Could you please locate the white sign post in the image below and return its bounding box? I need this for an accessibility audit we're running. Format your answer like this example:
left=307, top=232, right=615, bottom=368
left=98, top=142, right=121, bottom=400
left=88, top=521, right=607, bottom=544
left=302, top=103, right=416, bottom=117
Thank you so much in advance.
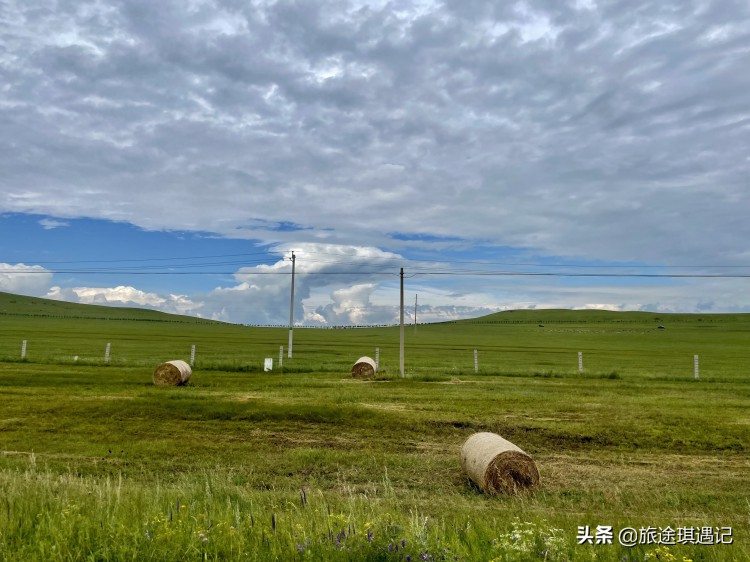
left=474, top=349, right=478, bottom=373
left=104, top=343, right=111, bottom=363
left=694, top=354, right=699, bottom=380
left=264, top=358, right=273, bottom=372
left=21, top=340, right=27, bottom=360
left=578, top=352, right=583, bottom=372
left=190, top=345, right=196, bottom=367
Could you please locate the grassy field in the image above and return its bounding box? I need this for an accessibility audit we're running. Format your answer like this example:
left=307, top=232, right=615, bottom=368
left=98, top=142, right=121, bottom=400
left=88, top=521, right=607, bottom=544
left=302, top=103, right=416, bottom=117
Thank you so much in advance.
left=0, top=292, right=749, bottom=561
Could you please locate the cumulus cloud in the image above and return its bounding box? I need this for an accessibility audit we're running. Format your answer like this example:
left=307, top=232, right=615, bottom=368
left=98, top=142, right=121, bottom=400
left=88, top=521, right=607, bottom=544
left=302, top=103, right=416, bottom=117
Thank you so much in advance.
left=195, top=243, right=406, bottom=324
left=45, top=286, right=203, bottom=315
left=312, top=283, right=396, bottom=325
left=0, top=263, right=53, bottom=296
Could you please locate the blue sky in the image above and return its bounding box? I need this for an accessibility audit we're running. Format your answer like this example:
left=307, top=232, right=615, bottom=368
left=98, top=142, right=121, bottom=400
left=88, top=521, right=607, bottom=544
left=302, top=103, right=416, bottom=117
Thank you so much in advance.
left=2, top=0, right=750, bottom=324
left=1, top=213, right=260, bottom=294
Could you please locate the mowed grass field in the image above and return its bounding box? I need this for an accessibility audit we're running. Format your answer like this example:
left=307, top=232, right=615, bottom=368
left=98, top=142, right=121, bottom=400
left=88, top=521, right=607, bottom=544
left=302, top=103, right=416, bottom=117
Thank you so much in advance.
left=0, top=292, right=749, bottom=561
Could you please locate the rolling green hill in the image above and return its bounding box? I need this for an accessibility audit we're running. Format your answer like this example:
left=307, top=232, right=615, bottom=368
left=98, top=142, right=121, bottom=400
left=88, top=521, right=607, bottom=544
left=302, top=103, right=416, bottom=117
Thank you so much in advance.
left=457, top=307, right=750, bottom=325
left=0, top=290, right=222, bottom=324
left=4, top=289, right=750, bottom=326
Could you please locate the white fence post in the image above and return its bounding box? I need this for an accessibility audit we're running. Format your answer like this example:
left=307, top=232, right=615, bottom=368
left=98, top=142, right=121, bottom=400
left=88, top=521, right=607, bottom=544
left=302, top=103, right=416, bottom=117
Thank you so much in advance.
left=190, top=345, right=196, bottom=367
left=694, top=354, right=699, bottom=380
left=264, top=358, right=273, bottom=372
left=578, top=351, right=583, bottom=372
left=474, top=349, right=478, bottom=373
left=279, top=346, right=284, bottom=368
left=104, top=343, right=111, bottom=363
left=21, top=340, right=27, bottom=360
left=375, top=348, right=380, bottom=370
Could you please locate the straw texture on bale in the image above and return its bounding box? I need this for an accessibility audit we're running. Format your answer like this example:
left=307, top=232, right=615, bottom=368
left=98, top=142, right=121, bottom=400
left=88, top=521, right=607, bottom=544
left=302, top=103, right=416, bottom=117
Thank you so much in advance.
left=153, top=360, right=192, bottom=386
left=351, top=356, right=377, bottom=379
left=460, top=432, right=539, bottom=495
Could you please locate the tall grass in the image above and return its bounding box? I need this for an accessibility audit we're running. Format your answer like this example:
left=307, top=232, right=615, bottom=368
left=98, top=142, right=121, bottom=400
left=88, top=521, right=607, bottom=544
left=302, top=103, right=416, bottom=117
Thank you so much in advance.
left=0, top=458, right=570, bottom=561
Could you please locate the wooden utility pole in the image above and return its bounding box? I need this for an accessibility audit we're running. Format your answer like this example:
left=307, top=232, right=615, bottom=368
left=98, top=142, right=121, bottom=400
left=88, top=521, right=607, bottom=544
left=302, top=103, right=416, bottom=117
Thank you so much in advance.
left=414, top=293, right=418, bottom=333
left=400, top=268, right=404, bottom=377
left=288, top=251, right=295, bottom=358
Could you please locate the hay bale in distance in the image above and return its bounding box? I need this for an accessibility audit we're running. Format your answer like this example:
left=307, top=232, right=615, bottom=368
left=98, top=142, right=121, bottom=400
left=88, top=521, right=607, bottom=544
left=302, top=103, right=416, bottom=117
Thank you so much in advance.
left=351, top=356, right=377, bottom=379
left=153, top=360, right=192, bottom=386
left=460, top=432, right=539, bottom=495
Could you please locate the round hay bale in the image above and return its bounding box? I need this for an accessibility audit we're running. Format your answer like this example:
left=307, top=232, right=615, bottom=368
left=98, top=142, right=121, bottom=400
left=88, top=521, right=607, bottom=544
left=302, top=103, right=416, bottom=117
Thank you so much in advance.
left=351, top=356, right=377, bottom=379
left=153, top=360, right=192, bottom=386
left=460, top=432, right=539, bottom=495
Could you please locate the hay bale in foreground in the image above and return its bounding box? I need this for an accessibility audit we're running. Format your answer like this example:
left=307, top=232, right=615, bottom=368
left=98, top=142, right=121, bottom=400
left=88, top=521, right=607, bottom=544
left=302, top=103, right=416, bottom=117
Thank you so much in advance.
left=153, top=360, right=192, bottom=386
left=460, top=432, right=539, bottom=495
left=351, top=356, right=377, bottom=379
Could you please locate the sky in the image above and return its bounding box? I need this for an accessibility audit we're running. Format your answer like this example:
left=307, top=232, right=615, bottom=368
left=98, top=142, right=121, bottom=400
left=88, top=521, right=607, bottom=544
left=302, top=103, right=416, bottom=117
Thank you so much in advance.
left=2, top=0, right=750, bottom=325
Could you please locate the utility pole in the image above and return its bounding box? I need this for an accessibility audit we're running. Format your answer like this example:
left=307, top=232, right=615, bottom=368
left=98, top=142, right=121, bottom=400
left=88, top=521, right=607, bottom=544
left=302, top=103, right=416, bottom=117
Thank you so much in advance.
left=414, top=293, right=418, bottom=333
left=400, top=267, right=404, bottom=377
left=288, top=251, right=295, bottom=358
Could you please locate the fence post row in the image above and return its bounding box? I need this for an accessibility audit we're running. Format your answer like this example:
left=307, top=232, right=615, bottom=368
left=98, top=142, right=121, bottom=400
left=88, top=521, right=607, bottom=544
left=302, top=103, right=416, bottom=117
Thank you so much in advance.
left=9, top=338, right=709, bottom=380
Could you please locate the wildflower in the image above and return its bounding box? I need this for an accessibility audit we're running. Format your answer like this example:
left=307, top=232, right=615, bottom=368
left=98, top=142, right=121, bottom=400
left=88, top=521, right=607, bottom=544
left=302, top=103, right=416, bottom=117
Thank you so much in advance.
left=367, top=530, right=374, bottom=542
left=145, top=530, right=151, bottom=540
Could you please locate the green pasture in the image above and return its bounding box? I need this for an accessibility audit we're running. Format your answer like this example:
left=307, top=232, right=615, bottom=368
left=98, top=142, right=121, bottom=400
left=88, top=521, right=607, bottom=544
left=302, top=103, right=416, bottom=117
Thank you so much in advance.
left=0, top=292, right=749, bottom=560
left=2, top=296, right=749, bottom=381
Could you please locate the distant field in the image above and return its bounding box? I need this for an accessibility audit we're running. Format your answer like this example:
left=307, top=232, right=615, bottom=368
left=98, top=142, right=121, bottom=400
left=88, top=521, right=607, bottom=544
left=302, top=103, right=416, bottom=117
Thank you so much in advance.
left=0, top=292, right=749, bottom=561
left=2, top=292, right=749, bottom=381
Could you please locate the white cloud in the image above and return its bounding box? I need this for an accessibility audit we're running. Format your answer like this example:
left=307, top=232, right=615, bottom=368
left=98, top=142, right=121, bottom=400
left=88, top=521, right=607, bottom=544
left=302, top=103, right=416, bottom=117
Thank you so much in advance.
left=45, top=285, right=203, bottom=315
left=192, top=243, right=406, bottom=325
left=0, top=263, right=53, bottom=296
left=38, top=218, right=70, bottom=229
left=47, top=286, right=166, bottom=306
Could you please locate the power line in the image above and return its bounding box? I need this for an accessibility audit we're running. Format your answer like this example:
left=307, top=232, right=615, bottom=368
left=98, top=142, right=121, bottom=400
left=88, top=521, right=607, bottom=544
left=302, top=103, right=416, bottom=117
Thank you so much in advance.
left=8, top=247, right=750, bottom=272
left=13, top=251, right=274, bottom=265
left=4, top=268, right=750, bottom=278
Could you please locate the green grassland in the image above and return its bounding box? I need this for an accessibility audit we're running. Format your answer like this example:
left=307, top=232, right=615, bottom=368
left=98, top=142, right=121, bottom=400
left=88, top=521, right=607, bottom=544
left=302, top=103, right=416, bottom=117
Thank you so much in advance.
left=0, top=292, right=749, bottom=561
